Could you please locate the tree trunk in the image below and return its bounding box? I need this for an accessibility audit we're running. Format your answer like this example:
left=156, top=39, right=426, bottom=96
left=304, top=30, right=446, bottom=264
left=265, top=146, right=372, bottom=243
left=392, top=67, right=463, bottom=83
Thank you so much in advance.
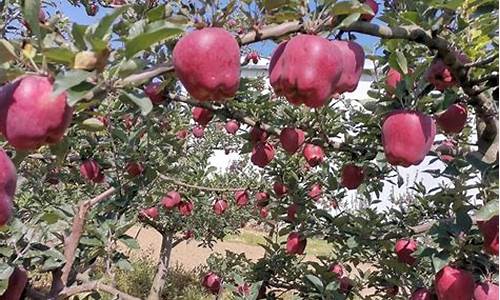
left=147, top=233, right=173, bottom=300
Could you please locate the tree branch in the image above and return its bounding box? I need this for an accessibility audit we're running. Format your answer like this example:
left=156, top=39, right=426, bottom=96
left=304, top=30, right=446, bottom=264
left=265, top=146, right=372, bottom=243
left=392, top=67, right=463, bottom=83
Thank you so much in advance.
left=58, top=281, right=140, bottom=300
left=147, top=233, right=173, bottom=300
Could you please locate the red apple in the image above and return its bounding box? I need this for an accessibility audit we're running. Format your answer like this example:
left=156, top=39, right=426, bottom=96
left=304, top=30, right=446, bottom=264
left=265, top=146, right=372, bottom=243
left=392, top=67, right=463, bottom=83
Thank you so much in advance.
left=191, top=107, right=214, bottom=126
left=273, top=182, right=288, bottom=197
left=477, top=215, right=499, bottom=256
left=280, top=127, right=305, bottom=154
left=286, top=232, right=306, bottom=255
left=140, top=207, right=159, bottom=219
left=176, top=128, right=188, bottom=139
left=287, top=203, right=299, bottom=222
left=0, top=149, right=16, bottom=226
left=269, top=35, right=343, bottom=108
left=259, top=207, right=269, bottom=218
left=234, top=190, right=249, bottom=207
left=173, top=28, right=240, bottom=101
left=161, top=191, right=181, bottom=209
left=245, top=52, right=260, bottom=64
left=308, top=184, right=322, bottom=201
left=329, top=263, right=344, bottom=277
left=0, top=268, right=27, bottom=300
left=339, top=277, right=353, bottom=294
left=341, top=164, right=364, bottom=190
left=386, top=285, right=399, bottom=297
left=251, top=142, right=275, bottom=167
left=192, top=125, right=205, bottom=138
left=386, top=68, right=403, bottom=95
left=213, top=199, right=229, bottom=215
left=87, top=3, right=98, bottom=16
left=0, top=76, right=72, bottom=150
left=183, top=230, right=194, bottom=239
left=473, top=281, right=499, bottom=300
left=144, top=82, right=165, bottom=104
left=80, top=159, right=104, bottom=183
left=360, top=0, right=378, bottom=21
left=435, top=139, right=456, bottom=163
left=237, top=282, right=251, bottom=296
left=426, top=54, right=468, bottom=91
left=256, top=192, right=269, bottom=207
left=303, top=144, right=325, bottom=167
left=436, top=103, right=468, bottom=134
left=126, top=161, right=144, bottom=177
left=382, top=110, right=436, bottom=167
left=202, top=272, right=222, bottom=295
left=410, top=288, right=432, bottom=300
left=225, top=120, right=240, bottom=134
left=435, top=266, right=474, bottom=300
left=332, top=40, right=365, bottom=94
left=250, top=126, right=268, bottom=144
left=178, top=201, right=193, bottom=216
left=395, top=238, right=417, bottom=265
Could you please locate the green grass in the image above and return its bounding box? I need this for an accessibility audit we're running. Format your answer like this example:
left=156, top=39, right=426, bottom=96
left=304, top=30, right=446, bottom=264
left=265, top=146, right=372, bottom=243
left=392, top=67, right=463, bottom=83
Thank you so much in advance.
left=226, top=229, right=331, bottom=257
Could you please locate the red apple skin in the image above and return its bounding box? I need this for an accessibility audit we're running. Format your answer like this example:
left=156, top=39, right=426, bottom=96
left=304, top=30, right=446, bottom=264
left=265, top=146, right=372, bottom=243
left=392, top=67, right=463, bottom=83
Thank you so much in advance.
left=332, top=40, right=365, bottom=94
left=339, top=277, right=353, bottom=294
left=259, top=207, right=269, bottom=218
left=273, top=182, right=288, bottom=197
left=80, top=159, right=104, bottom=183
left=303, top=144, right=325, bottom=167
left=161, top=191, right=181, bottom=209
left=382, top=110, right=436, bottom=167
left=202, top=272, right=222, bottom=295
left=287, top=203, right=299, bottom=222
left=386, top=68, right=403, bottom=95
left=225, top=120, right=240, bottom=134
left=191, top=107, right=214, bottom=126
left=329, top=263, right=343, bottom=277
left=395, top=238, right=417, bottom=265
left=213, top=199, right=228, bottom=215
left=178, top=201, right=193, bottom=216
left=477, top=215, right=499, bottom=256
left=234, top=190, right=249, bottom=207
left=436, top=103, right=468, bottom=134
left=279, top=127, right=305, bottom=154
left=237, top=282, right=251, bottom=296
left=0, top=268, right=27, bottom=300
left=286, top=232, right=307, bottom=255
left=0, top=76, right=73, bottom=150
left=436, top=139, right=456, bottom=163
left=341, top=165, right=364, bottom=189
left=140, top=207, right=159, bottom=219
left=144, top=82, right=165, bottom=104
left=426, top=54, right=468, bottom=91
left=308, top=184, right=322, bottom=201
left=360, top=0, right=378, bottom=21
left=434, top=266, right=474, bottom=300
left=251, top=142, right=275, bottom=168
left=176, top=129, right=188, bottom=139
left=250, top=127, right=268, bottom=144
left=269, top=35, right=343, bottom=108
left=126, top=162, right=144, bottom=177
left=256, top=192, right=270, bottom=207
left=192, top=125, right=205, bottom=138
left=0, top=149, right=16, bottom=226
left=410, top=288, right=433, bottom=300
left=473, top=282, right=499, bottom=300
left=173, top=28, right=240, bottom=101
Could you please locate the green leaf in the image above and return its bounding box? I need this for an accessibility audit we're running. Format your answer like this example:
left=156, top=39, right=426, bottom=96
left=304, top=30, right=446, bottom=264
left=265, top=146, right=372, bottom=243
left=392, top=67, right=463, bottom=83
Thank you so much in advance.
left=146, top=4, right=166, bottom=22
left=332, top=1, right=373, bottom=16
left=80, top=237, right=103, bottom=246
left=0, top=66, right=24, bottom=84
left=43, top=48, right=75, bottom=65
left=119, top=237, right=140, bottom=250
left=263, top=0, right=289, bottom=10
left=121, top=92, right=153, bottom=116
left=335, top=13, right=362, bottom=31
left=0, top=265, right=14, bottom=281
left=305, top=275, right=324, bottom=292
left=431, top=252, right=449, bottom=273
left=125, top=21, right=183, bottom=58
left=116, top=258, right=133, bottom=271
left=475, top=199, right=499, bottom=221
left=456, top=208, right=472, bottom=233
left=41, top=211, right=60, bottom=224
left=23, top=0, right=41, bottom=40
left=0, top=247, right=13, bottom=257
left=395, top=51, right=408, bottom=74
left=52, top=70, right=93, bottom=97
left=94, top=6, right=129, bottom=40
left=66, top=81, right=96, bottom=106
left=118, top=58, right=147, bottom=78
left=72, top=23, right=88, bottom=50
left=0, top=39, right=17, bottom=63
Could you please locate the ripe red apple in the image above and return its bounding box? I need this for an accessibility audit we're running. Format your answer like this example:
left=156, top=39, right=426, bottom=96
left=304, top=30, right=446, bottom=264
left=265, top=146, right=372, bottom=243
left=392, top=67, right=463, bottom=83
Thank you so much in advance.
left=245, top=51, right=260, bottom=64
left=250, top=126, right=268, bottom=144
left=87, top=3, right=98, bottom=16
left=213, top=199, right=229, bottom=215
left=173, top=28, right=240, bottom=101
left=140, top=207, right=159, bottom=219
left=234, top=190, right=249, bottom=207
left=225, top=120, right=240, bottom=134
left=303, top=144, right=325, bottom=167
left=126, top=161, right=144, bottom=177
left=426, top=54, right=468, bottom=91
left=259, top=207, right=269, bottom=218
left=410, top=288, right=432, bottom=300
left=0, top=268, right=27, bottom=300
left=386, top=285, right=399, bottom=297
left=279, top=127, right=305, bottom=154
left=178, top=201, right=193, bottom=216
left=144, top=82, right=165, bottom=104
left=329, top=263, right=343, bottom=277
left=251, top=142, right=275, bottom=167
left=341, top=165, right=364, bottom=190
left=0, top=149, right=16, bottom=226
left=255, top=192, right=269, bottom=207
left=395, top=238, right=417, bottom=265
left=192, top=125, right=205, bottom=138
left=202, top=272, right=222, bottom=295
left=0, top=75, right=73, bottom=150
left=192, top=107, right=214, bottom=126
left=435, top=266, right=474, bottom=300
left=382, top=110, right=436, bottom=167
left=477, top=215, right=499, bottom=256
left=385, top=68, right=403, bottom=95
left=287, top=203, right=299, bottom=222
left=236, top=282, right=251, bottom=296
left=176, top=128, right=188, bottom=139
left=286, top=232, right=306, bottom=255
left=161, top=191, right=181, bottom=209
left=339, top=277, right=353, bottom=294
left=273, top=182, right=288, bottom=197
left=269, top=35, right=343, bottom=108
left=360, top=0, right=378, bottom=21
left=308, top=184, right=322, bottom=201
left=80, top=159, right=104, bottom=183
left=436, top=103, right=468, bottom=134
left=332, top=40, right=365, bottom=94
left=435, top=139, right=456, bottom=163
left=473, top=281, right=499, bottom=300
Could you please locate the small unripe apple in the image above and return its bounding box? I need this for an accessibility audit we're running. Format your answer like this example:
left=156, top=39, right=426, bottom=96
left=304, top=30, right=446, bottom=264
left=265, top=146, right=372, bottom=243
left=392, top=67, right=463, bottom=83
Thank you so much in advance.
left=286, top=232, right=306, bottom=255
left=473, top=281, right=499, bottom=300
left=477, top=215, right=499, bottom=256
left=126, top=161, right=144, bottom=177
left=303, top=144, right=325, bottom=167
left=410, top=288, right=432, bottom=300
left=192, top=125, right=205, bottom=138
left=202, top=272, right=222, bottom=295
left=234, top=190, right=249, bottom=207
left=251, top=142, right=275, bottom=167
left=144, top=82, right=165, bottom=105
left=280, top=127, right=305, bottom=154
left=0, top=149, right=16, bottom=226
left=308, top=184, right=322, bottom=201
left=287, top=203, right=299, bottom=222
left=255, top=192, right=269, bottom=207
left=395, top=238, right=417, bottom=265
left=273, top=182, right=288, bottom=198
left=0, top=268, right=27, bottom=300
left=341, top=165, right=364, bottom=190
left=140, top=207, right=159, bottom=219
left=225, top=120, right=240, bottom=134
left=80, top=159, right=104, bottom=183
left=192, top=107, right=214, bottom=126
left=178, top=201, right=193, bottom=216
left=329, top=263, right=343, bottom=277
left=213, top=199, right=229, bottom=215
left=250, top=126, right=268, bottom=144
left=161, top=191, right=181, bottom=209
left=360, top=0, right=378, bottom=21
left=436, top=103, right=468, bottom=134
left=434, top=266, right=474, bottom=300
